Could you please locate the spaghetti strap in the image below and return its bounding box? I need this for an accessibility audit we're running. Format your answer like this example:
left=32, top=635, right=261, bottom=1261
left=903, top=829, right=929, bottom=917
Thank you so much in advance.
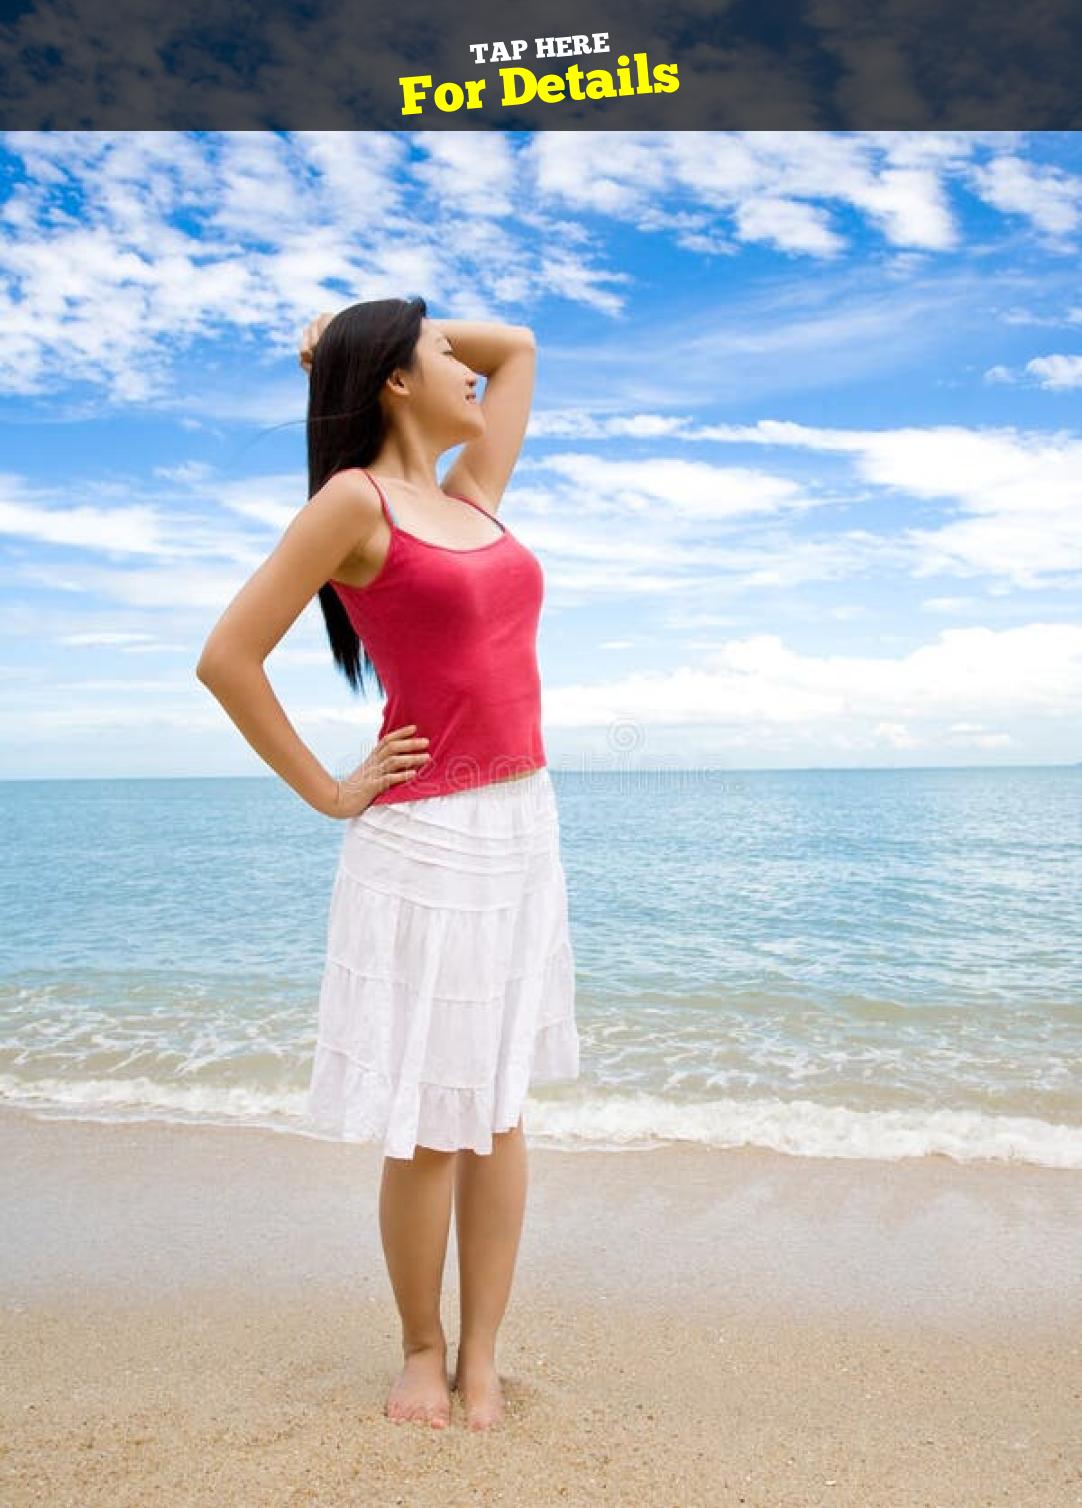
left=446, top=491, right=509, bottom=535
left=360, top=468, right=400, bottom=528
left=360, top=471, right=505, bottom=539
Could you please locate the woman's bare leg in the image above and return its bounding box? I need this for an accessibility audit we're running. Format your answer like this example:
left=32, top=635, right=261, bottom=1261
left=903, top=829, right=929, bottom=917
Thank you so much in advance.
left=378, top=1145, right=457, bottom=1427
left=451, top=1115, right=528, bottom=1429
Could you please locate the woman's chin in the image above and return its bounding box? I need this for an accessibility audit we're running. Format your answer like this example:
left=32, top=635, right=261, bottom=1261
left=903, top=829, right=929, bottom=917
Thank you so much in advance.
left=457, top=412, right=486, bottom=441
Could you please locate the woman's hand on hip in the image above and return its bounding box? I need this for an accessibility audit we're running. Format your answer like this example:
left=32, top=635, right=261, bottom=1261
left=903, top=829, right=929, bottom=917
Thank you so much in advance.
left=331, top=724, right=431, bottom=817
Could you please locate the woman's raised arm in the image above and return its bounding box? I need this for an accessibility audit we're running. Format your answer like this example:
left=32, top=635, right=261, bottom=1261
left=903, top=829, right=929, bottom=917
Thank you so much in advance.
left=437, top=321, right=536, bottom=514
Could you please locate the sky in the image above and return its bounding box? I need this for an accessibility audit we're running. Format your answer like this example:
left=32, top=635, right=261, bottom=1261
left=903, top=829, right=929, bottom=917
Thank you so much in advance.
left=0, top=129, right=1080, bottom=780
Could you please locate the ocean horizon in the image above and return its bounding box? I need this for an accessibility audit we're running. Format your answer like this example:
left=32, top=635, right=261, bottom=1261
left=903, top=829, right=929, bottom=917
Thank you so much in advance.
left=2, top=765, right=1079, bottom=1169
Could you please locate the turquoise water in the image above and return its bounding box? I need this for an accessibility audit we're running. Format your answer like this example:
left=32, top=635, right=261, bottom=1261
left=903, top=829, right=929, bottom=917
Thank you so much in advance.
left=1, top=768, right=1079, bottom=1166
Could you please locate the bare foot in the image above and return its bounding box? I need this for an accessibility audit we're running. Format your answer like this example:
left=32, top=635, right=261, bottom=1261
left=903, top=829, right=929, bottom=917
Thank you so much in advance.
left=385, top=1343, right=451, bottom=1428
left=452, top=1352, right=506, bottom=1431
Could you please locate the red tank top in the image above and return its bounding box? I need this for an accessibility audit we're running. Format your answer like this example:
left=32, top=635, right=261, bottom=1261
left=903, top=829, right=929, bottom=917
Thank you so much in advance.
left=329, top=468, right=547, bottom=806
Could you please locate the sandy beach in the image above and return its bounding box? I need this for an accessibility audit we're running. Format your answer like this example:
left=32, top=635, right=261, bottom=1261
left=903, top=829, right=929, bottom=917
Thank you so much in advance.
left=2, top=1107, right=1079, bottom=1507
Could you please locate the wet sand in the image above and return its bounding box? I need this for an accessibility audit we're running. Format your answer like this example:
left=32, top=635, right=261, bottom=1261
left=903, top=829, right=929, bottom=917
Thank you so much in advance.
left=2, top=1107, right=1079, bottom=1506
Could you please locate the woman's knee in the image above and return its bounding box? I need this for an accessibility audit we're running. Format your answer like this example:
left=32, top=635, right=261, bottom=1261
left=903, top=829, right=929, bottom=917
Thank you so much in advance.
left=414, top=1144, right=459, bottom=1162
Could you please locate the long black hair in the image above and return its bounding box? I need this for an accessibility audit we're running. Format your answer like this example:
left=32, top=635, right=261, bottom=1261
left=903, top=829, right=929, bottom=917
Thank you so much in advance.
left=308, top=295, right=427, bottom=693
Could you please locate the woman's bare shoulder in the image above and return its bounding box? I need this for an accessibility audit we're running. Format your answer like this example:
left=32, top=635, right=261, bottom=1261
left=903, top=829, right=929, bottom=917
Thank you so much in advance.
left=315, top=469, right=386, bottom=584
left=317, top=466, right=379, bottom=506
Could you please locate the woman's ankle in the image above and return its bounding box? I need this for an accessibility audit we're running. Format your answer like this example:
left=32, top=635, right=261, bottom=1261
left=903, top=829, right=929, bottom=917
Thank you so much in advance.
left=456, top=1335, right=497, bottom=1366
left=402, top=1332, right=447, bottom=1359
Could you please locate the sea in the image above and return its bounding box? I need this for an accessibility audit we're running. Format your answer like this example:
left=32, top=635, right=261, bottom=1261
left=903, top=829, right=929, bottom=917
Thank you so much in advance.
left=1, top=767, right=1079, bottom=1168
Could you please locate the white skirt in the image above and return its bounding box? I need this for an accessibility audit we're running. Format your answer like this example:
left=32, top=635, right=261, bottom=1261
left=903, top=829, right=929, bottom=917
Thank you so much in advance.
left=304, top=766, right=580, bottom=1159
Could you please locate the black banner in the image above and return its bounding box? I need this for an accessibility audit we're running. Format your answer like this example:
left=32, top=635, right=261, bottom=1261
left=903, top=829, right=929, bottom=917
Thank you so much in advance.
left=1, top=0, right=1079, bottom=131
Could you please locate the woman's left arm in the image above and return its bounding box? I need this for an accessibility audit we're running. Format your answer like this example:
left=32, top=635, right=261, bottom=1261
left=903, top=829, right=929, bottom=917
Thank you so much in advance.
left=436, top=320, right=533, bottom=376
left=439, top=321, right=536, bottom=514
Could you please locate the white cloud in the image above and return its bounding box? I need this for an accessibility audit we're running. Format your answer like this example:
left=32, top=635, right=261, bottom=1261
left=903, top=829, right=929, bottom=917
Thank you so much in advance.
left=527, top=453, right=818, bottom=523
left=0, top=472, right=267, bottom=563
left=543, top=623, right=1082, bottom=731
left=533, top=131, right=963, bottom=255
left=1024, top=354, right=1082, bottom=390
left=732, top=195, right=844, bottom=256
left=968, top=155, right=1081, bottom=240
left=59, top=631, right=157, bottom=646
left=411, top=131, right=512, bottom=218
left=694, top=419, right=1082, bottom=587
left=979, top=352, right=1082, bottom=391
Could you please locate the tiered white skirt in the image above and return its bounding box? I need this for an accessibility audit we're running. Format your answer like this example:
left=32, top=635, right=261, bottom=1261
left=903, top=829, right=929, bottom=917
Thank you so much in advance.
left=305, top=766, right=580, bottom=1159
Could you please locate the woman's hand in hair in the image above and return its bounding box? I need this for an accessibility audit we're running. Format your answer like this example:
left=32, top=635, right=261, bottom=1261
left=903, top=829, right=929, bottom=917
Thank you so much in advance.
left=330, top=724, right=431, bottom=816
left=298, top=312, right=336, bottom=373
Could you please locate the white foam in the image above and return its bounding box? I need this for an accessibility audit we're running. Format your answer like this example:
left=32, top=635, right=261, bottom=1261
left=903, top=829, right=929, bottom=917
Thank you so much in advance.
left=2, top=1075, right=1080, bottom=1168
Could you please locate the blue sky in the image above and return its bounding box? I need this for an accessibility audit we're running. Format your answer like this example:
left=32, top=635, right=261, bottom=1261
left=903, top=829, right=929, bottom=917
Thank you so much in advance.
left=1, top=130, right=1080, bottom=780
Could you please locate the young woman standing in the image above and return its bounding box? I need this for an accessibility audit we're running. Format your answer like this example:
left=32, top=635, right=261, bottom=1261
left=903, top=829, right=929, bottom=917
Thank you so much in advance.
left=195, top=299, right=580, bottom=1432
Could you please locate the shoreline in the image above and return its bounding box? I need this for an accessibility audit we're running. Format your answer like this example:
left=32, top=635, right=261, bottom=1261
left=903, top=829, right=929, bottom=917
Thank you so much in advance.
left=3, top=1107, right=1080, bottom=1505
left=4, top=1105, right=1079, bottom=1326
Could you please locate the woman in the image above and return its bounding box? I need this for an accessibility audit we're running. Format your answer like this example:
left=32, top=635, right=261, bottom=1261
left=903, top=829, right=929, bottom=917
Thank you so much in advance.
left=195, top=298, right=580, bottom=1433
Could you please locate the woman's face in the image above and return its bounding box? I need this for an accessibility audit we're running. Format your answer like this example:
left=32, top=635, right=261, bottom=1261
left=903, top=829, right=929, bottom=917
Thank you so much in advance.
left=409, top=319, right=484, bottom=441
